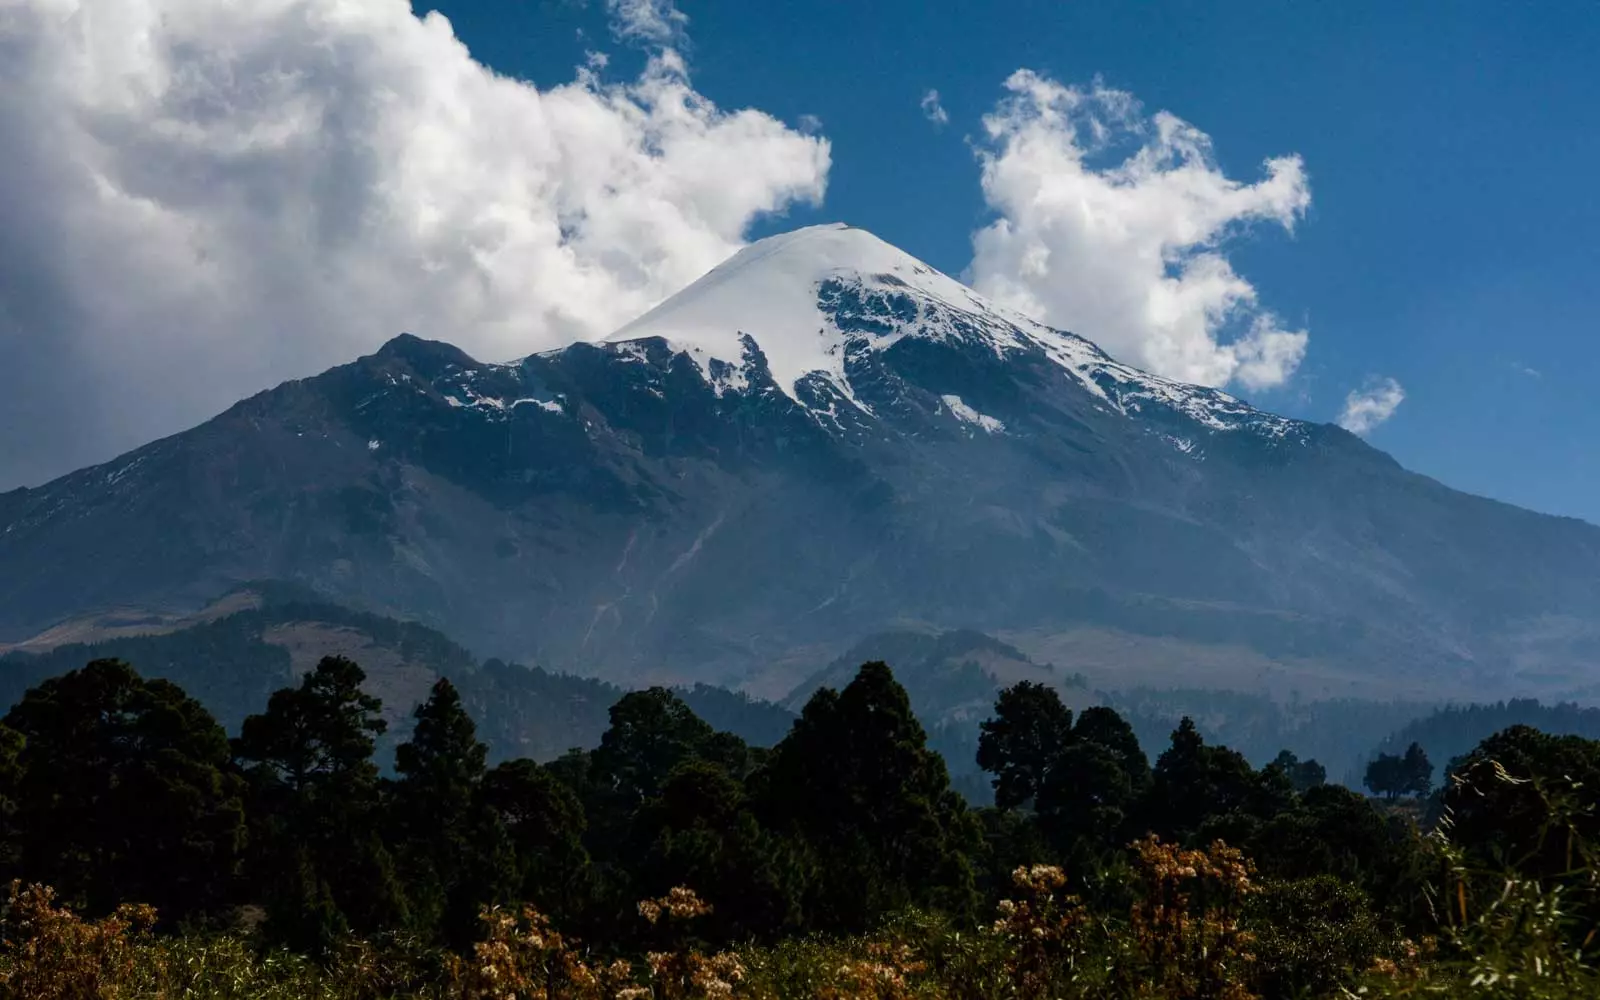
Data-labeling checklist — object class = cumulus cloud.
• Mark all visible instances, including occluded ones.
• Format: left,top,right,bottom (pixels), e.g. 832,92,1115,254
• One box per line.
1337,377,1406,435
921,89,949,127
968,72,1310,392
0,0,829,489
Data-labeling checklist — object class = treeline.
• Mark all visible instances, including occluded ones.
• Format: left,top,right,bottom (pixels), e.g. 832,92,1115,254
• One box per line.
0,599,796,764
1372,698,1600,784
1,658,1599,998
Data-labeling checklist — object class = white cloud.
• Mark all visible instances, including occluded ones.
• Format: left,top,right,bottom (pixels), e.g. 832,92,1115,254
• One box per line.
968,72,1310,392
1337,377,1406,435
921,89,949,127
606,0,688,46
0,0,829,487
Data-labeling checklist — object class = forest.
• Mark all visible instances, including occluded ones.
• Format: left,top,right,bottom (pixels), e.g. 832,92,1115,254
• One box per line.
0,655,1597,999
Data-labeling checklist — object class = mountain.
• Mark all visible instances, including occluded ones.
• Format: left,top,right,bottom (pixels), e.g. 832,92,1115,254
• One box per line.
0,584,794,761
783,627,1081,724
3,224,1598,699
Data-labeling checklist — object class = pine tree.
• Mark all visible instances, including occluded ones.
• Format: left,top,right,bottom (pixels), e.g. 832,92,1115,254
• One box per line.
755,661,979,932
1363,752,1405,800
0,722,23,878
976,681,1074,811
480,758,592,924
233,656,405,950
1399,742,1433,797
1269,750,1328,794
632,758,804,943
2,660,245,922
1144,717,1284,843
392,678,493,945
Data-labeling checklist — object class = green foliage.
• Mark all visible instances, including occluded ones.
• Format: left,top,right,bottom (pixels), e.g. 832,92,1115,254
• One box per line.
1146,716,1291,845
479,757,591,924
1248,783,1432,926
755,662,980,932
232,656,406,951
392,678,499,946
976,680,1073,811
1246,875,1385,997
1268,749,1327,793
4,650,1600,998
632,759,804,943
1365,741,1434,799
1,659,244,922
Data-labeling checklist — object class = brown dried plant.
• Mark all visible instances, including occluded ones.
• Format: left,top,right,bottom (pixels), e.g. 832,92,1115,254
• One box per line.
448,902,626,1000
0,881,157,1000
991,864,1092,996
1126,838,1259,1000
634,887,747,1000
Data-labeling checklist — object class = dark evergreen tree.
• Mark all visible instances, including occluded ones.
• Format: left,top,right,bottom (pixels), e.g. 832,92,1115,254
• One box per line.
590,687,746,809
1399,742,1433,797
233,656,405,951
392,677,495,945
582,687,748,864
1143,717,1289,844
1247,784,1429,925
632,759,804,943
754,662,979,932
1033,706,1150,857
1363,752,1405,799
976,681,1074,811
2,660,244,922
0,722,22,876
1072,705,1150,787
480,758,592,924
1269,750,1328,794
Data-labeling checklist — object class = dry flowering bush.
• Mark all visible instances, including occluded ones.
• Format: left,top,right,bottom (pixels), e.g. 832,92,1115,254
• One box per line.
991,864,1093,996
634,887,748,1000
637,888,714,927
816,941,927,1000
447,902,628,1000
1126,838,1259,1000
0,880,157,1000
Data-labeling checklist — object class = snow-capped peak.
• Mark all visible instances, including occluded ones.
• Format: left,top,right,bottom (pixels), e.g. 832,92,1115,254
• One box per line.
605,224,993,399
598,222,1302,440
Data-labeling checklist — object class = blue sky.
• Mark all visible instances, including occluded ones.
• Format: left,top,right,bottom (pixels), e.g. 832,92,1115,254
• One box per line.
2,0,1595,526
425,0,1600,522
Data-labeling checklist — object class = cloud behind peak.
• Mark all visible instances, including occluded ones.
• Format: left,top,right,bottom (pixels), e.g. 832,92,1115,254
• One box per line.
968,72,1311,393
0,0,828,488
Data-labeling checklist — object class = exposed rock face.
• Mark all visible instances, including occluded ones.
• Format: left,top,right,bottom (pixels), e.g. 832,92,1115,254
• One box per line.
3,225,1598,698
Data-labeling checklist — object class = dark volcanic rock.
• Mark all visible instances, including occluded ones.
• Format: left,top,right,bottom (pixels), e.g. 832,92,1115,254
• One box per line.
3,225,1598,698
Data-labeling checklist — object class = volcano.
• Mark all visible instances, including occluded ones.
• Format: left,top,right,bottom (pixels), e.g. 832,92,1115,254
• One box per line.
3,224,1598,700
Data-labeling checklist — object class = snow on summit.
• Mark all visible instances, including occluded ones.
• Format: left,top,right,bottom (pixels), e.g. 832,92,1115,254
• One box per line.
598,223,1302,438
605,223,992,400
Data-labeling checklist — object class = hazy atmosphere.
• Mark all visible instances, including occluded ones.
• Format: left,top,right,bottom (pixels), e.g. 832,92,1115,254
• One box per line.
5,1,1598,523
2,3,1598,998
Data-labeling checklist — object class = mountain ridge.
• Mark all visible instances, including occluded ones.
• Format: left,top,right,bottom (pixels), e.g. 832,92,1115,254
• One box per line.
2,224,1597,699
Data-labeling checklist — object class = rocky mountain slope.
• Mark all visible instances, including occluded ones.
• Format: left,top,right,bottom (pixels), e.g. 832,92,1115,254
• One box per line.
2,224,1597,699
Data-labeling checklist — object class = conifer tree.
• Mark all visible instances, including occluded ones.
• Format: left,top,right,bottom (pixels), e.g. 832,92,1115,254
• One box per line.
2,660,244,922
976,681,1074,811
1145,717,1285,843
480,758,592,924
1400,742,1433,797
392,677,495,945
755,661,979,932
233,656,404,950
